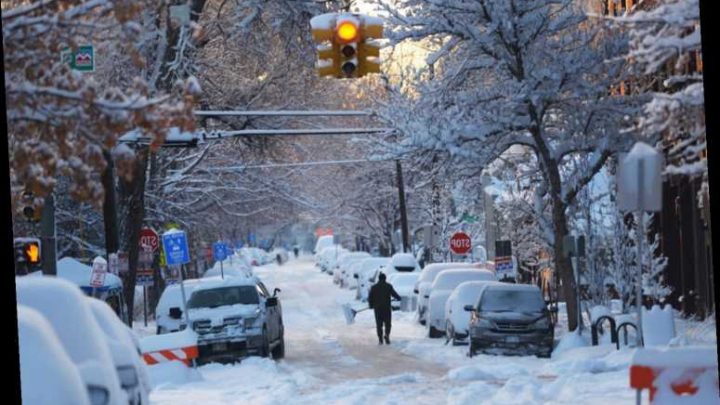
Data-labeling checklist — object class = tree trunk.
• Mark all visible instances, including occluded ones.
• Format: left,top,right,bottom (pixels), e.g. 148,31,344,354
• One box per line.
118,148,149,327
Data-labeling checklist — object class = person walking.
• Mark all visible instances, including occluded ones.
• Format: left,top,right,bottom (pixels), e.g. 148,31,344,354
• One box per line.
368,272,401,345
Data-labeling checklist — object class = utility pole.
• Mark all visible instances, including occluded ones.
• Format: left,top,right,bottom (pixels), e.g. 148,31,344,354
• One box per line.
395,160,410,253
102,150,119,257
40,194,57,276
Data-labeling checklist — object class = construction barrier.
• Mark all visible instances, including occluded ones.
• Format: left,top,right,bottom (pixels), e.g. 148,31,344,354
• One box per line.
143,345,198,366
630,346,719,404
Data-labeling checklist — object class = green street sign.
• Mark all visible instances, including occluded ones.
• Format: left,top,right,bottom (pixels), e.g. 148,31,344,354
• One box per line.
61,45,95,72
461,213,479,224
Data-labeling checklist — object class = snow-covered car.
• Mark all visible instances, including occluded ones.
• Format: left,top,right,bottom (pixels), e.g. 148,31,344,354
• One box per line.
415,262,485,325
342,260,365,289
87,298,151,405
239,247,271,266
182,277,285,363
387,273,420,311
444,280,501,345
467,283,553,358
156,278,205,335
16,276,126,405
389,252,419,272
353,257,391,300
314,235,334,255
426,269,497,338
318,245,346,273
17,305,91,405
333,252,371,286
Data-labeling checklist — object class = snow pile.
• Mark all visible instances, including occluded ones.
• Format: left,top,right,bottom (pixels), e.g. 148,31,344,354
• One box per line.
552,329,589,357
148,361,203,388
642,304,676,346
446,362,530,381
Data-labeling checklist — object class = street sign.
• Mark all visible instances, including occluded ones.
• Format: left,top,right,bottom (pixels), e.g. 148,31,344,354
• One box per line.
140,227,160,252
90,257,107,288
61,45,95,72
461,213,479,224
162,229,190,266
449,232,472,255
494,240,513,279
213,242,228,261
108,253,119,275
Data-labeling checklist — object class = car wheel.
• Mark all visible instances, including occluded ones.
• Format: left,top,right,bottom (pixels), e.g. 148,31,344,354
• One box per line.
156,326,163,335
428,326,443,338
468,339,477,357
260,327,270,358
272,328,285,360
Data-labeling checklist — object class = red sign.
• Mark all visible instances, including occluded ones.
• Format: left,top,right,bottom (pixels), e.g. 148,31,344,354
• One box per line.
449,232,472,255
139,227,159,252
315,228,333,237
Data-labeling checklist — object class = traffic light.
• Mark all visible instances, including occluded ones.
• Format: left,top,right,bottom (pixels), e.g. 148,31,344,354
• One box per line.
14,237,42,275
310,13,383,78
21,191,42,222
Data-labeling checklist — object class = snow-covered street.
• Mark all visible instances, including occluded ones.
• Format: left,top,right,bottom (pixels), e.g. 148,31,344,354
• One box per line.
148,258,642,404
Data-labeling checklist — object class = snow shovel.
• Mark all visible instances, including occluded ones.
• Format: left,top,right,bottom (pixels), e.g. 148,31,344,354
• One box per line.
342,303,370,325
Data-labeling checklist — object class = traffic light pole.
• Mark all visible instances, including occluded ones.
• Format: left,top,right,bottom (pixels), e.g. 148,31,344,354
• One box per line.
40,194,57,276
396,160,410,253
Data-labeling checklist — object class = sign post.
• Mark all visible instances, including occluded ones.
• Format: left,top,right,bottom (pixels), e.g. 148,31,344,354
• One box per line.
90,256,108,298
617,142,663,351
213,241,228,279
161,228,195,368
494,240,513,280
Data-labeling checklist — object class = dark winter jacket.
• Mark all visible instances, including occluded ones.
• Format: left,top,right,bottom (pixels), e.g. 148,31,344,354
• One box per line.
368,280,402,312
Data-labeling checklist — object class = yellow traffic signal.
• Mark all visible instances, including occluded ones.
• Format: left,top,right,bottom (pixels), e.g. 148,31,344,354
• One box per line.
26,243,40,264
310,13,383,79
337,21,358,43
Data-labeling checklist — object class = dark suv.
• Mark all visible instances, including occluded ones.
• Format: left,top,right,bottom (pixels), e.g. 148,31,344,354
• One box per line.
182,278,284,364
465,284,554,358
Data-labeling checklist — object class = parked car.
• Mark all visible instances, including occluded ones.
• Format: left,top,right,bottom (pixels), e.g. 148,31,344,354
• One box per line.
17,305,91,405
466,283,554,358
317,245,347,274
87,298,151,405
444,280,501,345
388,252,419,272
155,278,206,335
342,260,366,289
314,235,334,255
16,276,126,405
415,262,485,325
333,252,371,286
181,277,285,364
426,269,497,338
353,258,391,300
387,273,420,311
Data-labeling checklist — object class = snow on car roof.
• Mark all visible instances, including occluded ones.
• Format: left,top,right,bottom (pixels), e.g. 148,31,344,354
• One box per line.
419,262,483,282
191,275,259,292
432,269,496,290
453,280,502,301
391,253,417,268
56,257,122,289
17,305,91,405
484,283,540,292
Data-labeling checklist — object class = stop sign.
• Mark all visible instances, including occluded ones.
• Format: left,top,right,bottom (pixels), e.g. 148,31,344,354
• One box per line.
139,227,159,252
449,232,472,255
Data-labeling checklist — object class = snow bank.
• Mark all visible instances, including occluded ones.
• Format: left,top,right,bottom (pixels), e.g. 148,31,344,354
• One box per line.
141,329,198,353
447,381,497,405
590,305,611,323
632,346,717,368
552,329,590,357
446,362,530,381
147,361,203,388
642,304,675,346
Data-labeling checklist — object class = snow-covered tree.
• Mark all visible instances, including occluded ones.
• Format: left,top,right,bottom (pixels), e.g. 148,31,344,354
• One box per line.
377,0,641,330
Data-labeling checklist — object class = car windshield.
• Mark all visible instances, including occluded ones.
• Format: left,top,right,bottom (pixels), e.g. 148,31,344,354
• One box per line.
435,271,493,290
187,286,259,309
480,289,545,312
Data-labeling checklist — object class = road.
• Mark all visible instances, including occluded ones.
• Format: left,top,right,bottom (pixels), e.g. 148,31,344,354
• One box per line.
148,257,636,405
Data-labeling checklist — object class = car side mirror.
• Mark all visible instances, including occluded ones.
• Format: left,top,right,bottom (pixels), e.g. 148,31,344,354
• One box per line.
463,305,475,312
413,288,419,294
169,307,182,319
273,288,281,297
354,274,359,279
266,297,278,307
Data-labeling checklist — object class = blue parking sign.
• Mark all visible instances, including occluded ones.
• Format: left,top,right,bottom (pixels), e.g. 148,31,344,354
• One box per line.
162,230,190,266
213,242,228,261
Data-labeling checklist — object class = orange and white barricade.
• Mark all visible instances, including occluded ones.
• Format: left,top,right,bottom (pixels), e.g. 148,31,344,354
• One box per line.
140,329,198,367
630,346,719,404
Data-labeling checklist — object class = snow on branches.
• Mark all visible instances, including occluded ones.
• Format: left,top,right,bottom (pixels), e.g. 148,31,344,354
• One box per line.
3,0,197,208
